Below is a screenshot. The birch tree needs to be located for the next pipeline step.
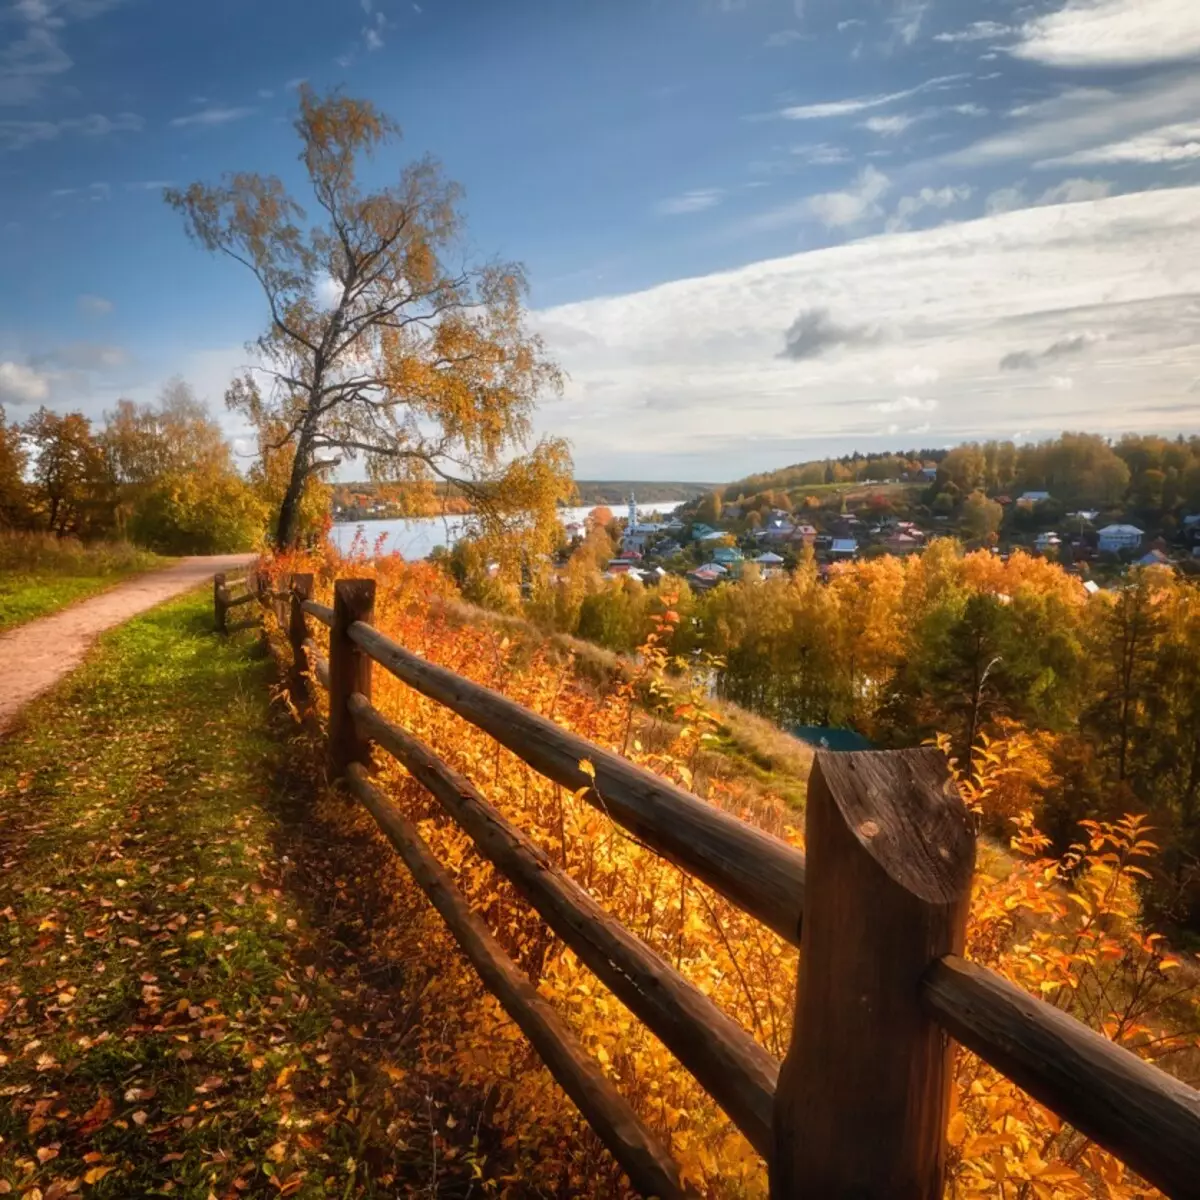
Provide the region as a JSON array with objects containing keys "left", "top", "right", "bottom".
[{"left": 168, "top": 88, "right": 570, "bottom": 548}]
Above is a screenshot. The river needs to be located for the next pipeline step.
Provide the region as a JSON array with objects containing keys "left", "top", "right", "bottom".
[{"left": 330, "top": 501, "right": 684, "bottom": 560}]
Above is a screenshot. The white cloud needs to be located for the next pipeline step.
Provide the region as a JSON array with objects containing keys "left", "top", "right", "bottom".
[
  {"left": 531, "top": 187, "right": 1200, "bottom": 477},
  {"left": 364, "top": 9, "right": 386, "bottom": 49},
  {"left": 765, "top": 29, "right": 806, "bottom": 47},
  {"left": 952, "top": 72, "right": 1200, "bottom": 168},
  {"left": 791, "top": 143, "right": 851, "bottom": 165},
  {"left": 886, "top": 184, "right": 972, "bottom": 232},
  {"left": 314, "top": 274, "right": 343, "bottom": 308},
  {"left": 1044, "top": 121, "right": 1200, "bottom": 167},
  {"left": 863, "top": 114, "right": 916, "bottom": 136},
  {"left": 780, "top": 73, "right": 964, "bottom": 121},
  {"left": 1037, "top": 178, "right": 1113, "bottom": 204},
  {"left": 43, "top": 342, "right": 128, "bottom": 370},
  {"left": 934, "top": 21, "right": 1013, "bottom": 44},
  {"left": 895, "top": 365, "right": 940, "bottom": 386},
  {"left": 1049, "top": 375, "right": 1075, "bottom": 391},
  {"left": 871, "top": 395, "right": 938, "bottom": 413},
  {"left": 890, "top": 0, "right": 928, "bottom": 47},
  {"left": 807, "top": 166, "right": 890, "bottom": 228},
  {"left": 985, "top": 178, "right": 1112, "bottom": 217},
  {"left": 0, "top": 361, "right": 50, "bottom": 405},
  {"left": 0, "top": 110, "right": 141, "bottom": 152},
  {"left": 1013, "top": 0, "right": 1200, "bottom": 68},
  {"left": 985, "top": 185, "right": 1027, "bottom": 215},
  {"left": 656, "top": 189, "right": 724, "bottom": 215},
  {"left": 77, "top": 293, "right": 113, "bottom": 316},
  {"left": 837, "top": 19, "right": 865, "bottom": 32},
  {"left": 170, "top": 106, "right": 256, "bottom": 128}
]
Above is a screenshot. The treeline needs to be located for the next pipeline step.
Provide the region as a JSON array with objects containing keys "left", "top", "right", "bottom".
[
  {"left": 0, "top": 380, "right": 284, "bottom": 553},
  {"left": 573, "top": 480, "right": 714, "bottom": 505},
  {"left": 461, "top": 528, "right": 1200, "bottom": 926},
  {"left": 725, "top": 432, "right": 1200, "bottom": 526},
  {"left": 728, "top": 448, "right": 946, "bottom": 496},
  {"left": 934, "top": 432, "right": 1200, "bottom": 516}
]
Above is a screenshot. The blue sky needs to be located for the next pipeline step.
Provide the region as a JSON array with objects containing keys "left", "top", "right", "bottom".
[{"left": 3, "top": 0, "right": 1200, "bottom": 479}]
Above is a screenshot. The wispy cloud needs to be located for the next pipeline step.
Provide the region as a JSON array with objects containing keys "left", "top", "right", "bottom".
[
  {"left": 863, "top": 114, "right": 917, "bottom": 135},
  {"left": 656, "top": 188, "right": 724, "bottom": 215},
  {"left": 170, "top": 106, "right": 256, "bottom": 128},
  {"left": 765, "top": 29, "right": 806, "bottom": 48},
  {"left": 77, "top": 293, "right": 113, "bottom": 316},
  {"left": 1000, "top": 332, "right": 1100, "bottom": 372},
  {"left": 934, "top": 21, "right": 1013, "bottom": 45},
  {"left": 871, "top": 395, "right": 937, "bottom": 414},
  {"left": 886, "top": 184, "right": 972, "bottom": 232},
  {"left": 363, "top": 9, "right": 386, "bottom": 50},
  {"left": 985, "top": 178, "right": 1112, "bottom": 215},
  {"left": 951, "top": 72, "right": 1200, "bottom": 168},
  {"left": 0, "top": 110, "right": 141, "bottom": 152},
  {"left": 889, "top": 1, "right": 929, "bottom": 48},
  {"left": 1044, "top": 120, "right": 1200, "bottom": 166},
  {"left": 780, "top": 73, "right": 965, "bottom": 121},
  {"left": 791, "top": 143, "right": 851, "bottom": 165}
]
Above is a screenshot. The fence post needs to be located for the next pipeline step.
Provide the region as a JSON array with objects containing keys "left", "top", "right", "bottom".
[
  {"left": 288, "top": 573, "right": 314, "bottom": 706},
  {"left": 771, "top": 748, "right": 975, "bottom": 1199},
  {"left": 213, "top": 572, "right": 227, "bottom": 634},
  {"left": 329, "top": 578, "right": 375, "bottom": 777}
]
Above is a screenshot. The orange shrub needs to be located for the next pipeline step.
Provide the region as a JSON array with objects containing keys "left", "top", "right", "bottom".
[{"left": 257, "top": 549, "right": 1198, "bottom": 1198}]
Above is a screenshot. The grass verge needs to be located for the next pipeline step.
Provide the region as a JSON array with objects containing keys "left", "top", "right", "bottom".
[
  {"left": 0, "top": 590, "right": 499, "bottom": 1199},
  {"left": 0, "top": 535, "right": 168, "bottom": 633}
]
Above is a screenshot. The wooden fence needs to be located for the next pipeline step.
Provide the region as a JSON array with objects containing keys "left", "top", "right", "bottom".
[{"left": 218, "top": 572, "right": 1200, "bottom": 1199}]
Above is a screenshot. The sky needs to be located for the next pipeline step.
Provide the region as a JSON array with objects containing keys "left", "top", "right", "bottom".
[{"left": 2, "top": 0, "right": 1200, "bottom": 481}]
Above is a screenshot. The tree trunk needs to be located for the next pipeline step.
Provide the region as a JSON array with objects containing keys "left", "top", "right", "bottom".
[{"left": 274, "top": 430, "right": 314, "bottom": 549}]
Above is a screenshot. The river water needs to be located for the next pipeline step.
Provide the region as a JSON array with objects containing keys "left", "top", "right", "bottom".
[{"left": 330, "top": 500, "right": 684, "bottom": 560}]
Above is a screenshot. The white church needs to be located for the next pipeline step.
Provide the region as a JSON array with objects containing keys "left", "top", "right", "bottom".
[{"left": 620, "top": 493, "right": 670, "bottom": 556}]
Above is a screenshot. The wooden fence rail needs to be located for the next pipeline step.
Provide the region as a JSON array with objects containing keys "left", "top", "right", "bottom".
[{"left": 224, "top": 573, "right": 1200, "bottom": 1200}]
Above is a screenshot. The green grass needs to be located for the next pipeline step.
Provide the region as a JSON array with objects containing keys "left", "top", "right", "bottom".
[
  {"left": 0, "top": 591, "right": 501, "bottom": 1198},
  {"left": 0, "top": 534, "right": 168, "bottom": 632}
]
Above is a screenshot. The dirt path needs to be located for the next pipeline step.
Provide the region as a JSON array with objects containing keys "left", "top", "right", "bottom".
[{"left": 0, "top": 554, "right": 254, "bottom": 734}]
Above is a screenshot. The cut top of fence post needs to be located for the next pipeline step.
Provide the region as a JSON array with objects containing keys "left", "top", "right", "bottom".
[
  {"left": 813, "top": 747, "right": 976, "bottom": 904},
  {"left": 773, "top": 747, "right": 975, "bottom": 1200}
]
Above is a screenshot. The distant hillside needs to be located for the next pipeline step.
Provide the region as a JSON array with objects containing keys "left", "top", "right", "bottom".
[
  {"left": 573, "top": 480, "right": 716, "bottom": 505},
  {"left": 723, "top": 449, "right": 948, "bottom": 499}
]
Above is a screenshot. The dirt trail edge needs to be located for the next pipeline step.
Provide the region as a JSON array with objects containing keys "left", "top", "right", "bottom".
[{"left": 0, "top": 554, "right": 254, "bottom": 734}]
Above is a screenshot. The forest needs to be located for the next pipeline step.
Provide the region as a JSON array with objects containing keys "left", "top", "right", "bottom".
[
  {"left": 447, "top": 516, "right": 1200, "bottom": 936},
  {"left": 0, "top": 381, "right": 281, "bottom": 554}
]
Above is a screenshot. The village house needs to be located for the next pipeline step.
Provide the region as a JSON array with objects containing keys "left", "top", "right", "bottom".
[
  {"left": 830, "top": 538, "right": 857, "bottom": 558},
  {"left": 1098, "top": 523, "right": 1144, "bottom": 554},
  {"left": 1018, "top": 491, "right": 1052, "bottom": 509},
  {"left": 1035, "top": 532, "right": 1062, "bottom": 552},
  {"left": 883, "top": 532, "right": 923, "bottom": 555}
]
